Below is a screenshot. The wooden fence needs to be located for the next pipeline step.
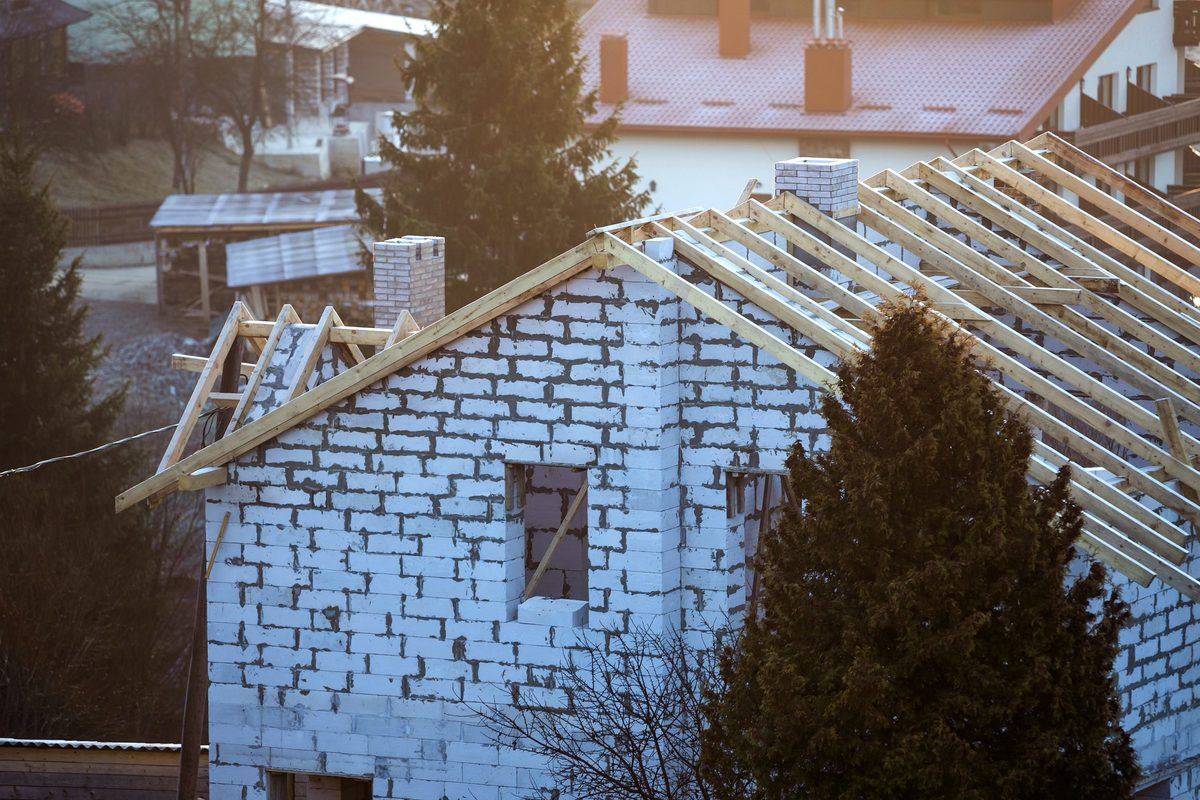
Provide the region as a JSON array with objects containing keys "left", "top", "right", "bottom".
[{"left": 61, "top": 202, "right": 159, "bottom": 248}]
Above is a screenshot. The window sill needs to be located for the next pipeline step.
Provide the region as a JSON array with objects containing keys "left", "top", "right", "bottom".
[{"left": 517, "top": 597, "right": 588, "bottom": 628}]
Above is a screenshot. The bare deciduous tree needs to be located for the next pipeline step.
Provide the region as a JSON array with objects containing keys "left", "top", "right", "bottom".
[{"left": 477, "top": 625, "right": 739, "bottom": 800}]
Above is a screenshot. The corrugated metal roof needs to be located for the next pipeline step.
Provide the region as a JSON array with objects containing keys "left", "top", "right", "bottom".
[
  {"left": 225, "top": 224, "right": 368, "bottom": 288},
  {"left": 150, "top": 188, "right": 381, "bottom": 231},
  {"left": 265, "top": 0, "right": 436, "bottom": 51},
  {"left": 580, "top": 0, "right": 1139, "bottom": 140},
  {"left": 0, "top": 738, "right": 205, "bottom": 752}
]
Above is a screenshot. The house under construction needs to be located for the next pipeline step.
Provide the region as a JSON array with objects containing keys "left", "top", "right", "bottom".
[{"left": 123, "top": 132, "right": 1200, "bottom": 799}]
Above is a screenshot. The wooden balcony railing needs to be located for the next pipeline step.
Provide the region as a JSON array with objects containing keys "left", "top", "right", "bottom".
[
  {"left": 1073, "top": 94, "right": 1200, "bottom": 166},
  {"left": 1176, "top": 0, "right": 1200, "bottom": 46}
]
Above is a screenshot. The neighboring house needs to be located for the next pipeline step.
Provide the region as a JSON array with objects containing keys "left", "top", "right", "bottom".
[
  {"left": 259, "top": 0, "right": 435, "bottom": 177},
  {"left": 579, "top": 0, "right": 1200, "bottom": 210},
  {"left": 0, "top": 0, "right": 90, "bottom": 107},
  {"left": 122, "top": 133, "right": 1200, "bottom": 799}
]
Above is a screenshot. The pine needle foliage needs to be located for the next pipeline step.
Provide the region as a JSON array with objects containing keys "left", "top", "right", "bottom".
[
  {"left": 358, "top": 0, "right": 650, "bottom": 309},
  {"left": 0, "top": 131, "right": 194, "bottom": 740},
  {"left": 702, "top": 296, "right": 1138, "bottom": 799}
]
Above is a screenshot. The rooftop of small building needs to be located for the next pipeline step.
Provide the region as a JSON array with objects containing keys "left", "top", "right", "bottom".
[{"left": 0, "top": 0, "right": 90, "bottom": 42}]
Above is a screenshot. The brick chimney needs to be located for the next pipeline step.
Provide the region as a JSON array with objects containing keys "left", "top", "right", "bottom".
[
  {"left": 372, "top": 236, "right": 445, "bottom": 330},
  {"left": 599, "top": 35, "right": 628, "bottom": 104},
  {"left": 775, "top": 156, "right": 859, "bottom": 219},
  {"left": 805, "top": 0, "right": 851, "bottom": 113},
  {"left": 718, "top": 0, "right": 750, "bottom": 58}
]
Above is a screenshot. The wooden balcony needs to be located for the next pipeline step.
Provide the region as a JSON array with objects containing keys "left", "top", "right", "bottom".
[
  {"left": 1177, "top": 0, "right": 1200, "bottom": 46},
  {"left": 1073, "top": 85, "right": 1200, "bottom": 166}
]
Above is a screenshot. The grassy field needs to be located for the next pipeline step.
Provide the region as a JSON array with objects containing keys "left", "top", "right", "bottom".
[{"left": 38, "top": 139, "right": 310, "bottom": 208}]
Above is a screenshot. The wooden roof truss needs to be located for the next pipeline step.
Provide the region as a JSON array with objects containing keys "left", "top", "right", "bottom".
[{"left": 126, "top": 133, "right": 1200, "bottom": 598}]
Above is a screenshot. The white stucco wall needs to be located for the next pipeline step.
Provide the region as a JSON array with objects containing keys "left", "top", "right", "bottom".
[
  {"left": 610, "top": 132, "right": 976, "bottom": 211},
  {"left": 613, "top": 3, "right": 1187, "bottom": 207},
  {"left": 1042, "top": 0, "right": 1184, "bottom": 190}
]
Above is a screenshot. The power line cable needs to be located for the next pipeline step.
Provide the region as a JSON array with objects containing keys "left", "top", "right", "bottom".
[{"left": 0, "top": 410, "right": 218, "bottom": 480}]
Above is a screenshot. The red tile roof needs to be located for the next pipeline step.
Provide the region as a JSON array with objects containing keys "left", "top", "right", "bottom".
[{"left": 580, "top": 0, "right": 1142, "bottom": 140}]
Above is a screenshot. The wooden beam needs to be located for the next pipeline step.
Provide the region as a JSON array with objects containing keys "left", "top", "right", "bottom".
[
  {"left": 969, "top": 147, "right": 1200, "bottom": 298},
  {"left": 327, "top": 308, "right": 366, "bottom": 365},
  {"left": 1156, "top": 397, "right": 1199, "bottom": 504},
  {"left": 198, "top": 241, "right": 211, "bottom": 321},
  {"left": 385, "top": 310, "right": 421, "bottom": 349},
  {"left": 1032, "top": 131, "right": 1200, "bottom": 242},
  {"left": 1006, "top": 139, "right": 1200, "bottom": 270},
  {"left": 286, "top": 307, "right": 336, "bottom": 402},
  {"left": 879, "top": 170, "right": 1200, "bottom": 426},
  {"left": 116, "top": 240, "right": 603, "bottom": 512},
  {"left": 859, "top": 191, "right": 1200, "bottom": 485},
  {"left": 523, "top": 483, "right": 588, "bottom": 600},
  {"left": 654, "top": 219, "right": 868, "bottom": 357},
  {"left": 602, "top": 234, "right": 839, "bottom": 389},
  {"left": 765, "top": 193, "right": 1200, "bottom": 516},
  {"left": 179, "top": 466, "right": 228, "bottom": 492},
  {"left": 918, "top": 159, "right": 1200, "bottom": 379},
  {"left": 1034, "top": 441, "right": 1187, "bottom": 548},
  {"left": 1026, "top": 455, "right": 1185, "bottom": 564},
  {"left": 943, "top": 155, "right": 1200, "bottom": 340},
  {"left": 171, "top": 354, "right": 256, "bottom": 377},
  {"left": 226, "top": 304, "right": 302, "bottom": 436},
  {"left": 204, "top": 510, "right": 231, "bottom": 580},
  {"left": 208, "top": 391, "right": 241, "bottom": 408},
  {"left": 157, "top": 302, "right": 251, "bottom": 473},
  {"left": 239, "top": 320, "right": 392, "bottom": 347}
]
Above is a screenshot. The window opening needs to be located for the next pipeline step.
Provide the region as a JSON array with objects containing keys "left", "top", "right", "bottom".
[
  {"left": 508, "top": 464, "right": 589, "bottom": 601},
  {"left": 727, "top": 471, "right": 787, "bottom": 621}
]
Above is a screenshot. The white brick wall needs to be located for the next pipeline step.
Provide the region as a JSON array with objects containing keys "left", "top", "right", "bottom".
[
  {"left": 373, "top": 236, "right": 446, "bottom": 330},
  {"left": 203, "top": 191, "right": 1200, "bottom": 797},
  {"left": 203, "top": 246, "right": 825, "bottom": 799}
]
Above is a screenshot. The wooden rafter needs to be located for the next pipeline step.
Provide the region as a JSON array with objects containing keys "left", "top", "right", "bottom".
[
  {"left": 286, "top": 307, "right": 337, "bottom": 402},
  {"left": 157, "top": 301, "right": 252, "bottom": 472},
  {"left": 225, "top": 304, "right": 302, "bottom": 437},
  {"left": 116, "top": 240, "right": 603, "bottom": 512}
]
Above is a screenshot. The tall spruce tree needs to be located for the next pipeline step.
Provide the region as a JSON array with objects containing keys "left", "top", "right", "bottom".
[
  {"left": 702, "top": 297, "right": 1138, "bottom": 799},
  {"left": 358, "top": 0, "right": 650, "bottom": 309},
  {"left": 0, "top": 132, "right": 193, "bottom": 740}
]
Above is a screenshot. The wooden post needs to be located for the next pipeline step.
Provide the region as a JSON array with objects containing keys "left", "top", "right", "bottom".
[
  {"left": 1156, "top": 398, "right": 1198, "bottom": 503},
  {"left": 177, "top": 338, "right": 244, "bottom": 800},
  {"left": 154, "top": 234, "right": 165, "bottom": 313},
  {"left": 175, "top": 557, "right": 207, "bottom": 800},
  {"left": 198, "top": 241, "right": 211, "bottom": 321},
  {"left": 217, "top": 335, "right": 244, "bottom": 434}
]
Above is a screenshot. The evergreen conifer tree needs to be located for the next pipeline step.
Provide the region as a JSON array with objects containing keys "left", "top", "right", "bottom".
[
  {"left": 0, "top": 132, "right": 192, "bottom": 740},
  {"left": 359, "top": 0, "right": 650, "bottom": 308},
  {"left": 702, "top": 297, "right": 1138, "bottom": 799}
]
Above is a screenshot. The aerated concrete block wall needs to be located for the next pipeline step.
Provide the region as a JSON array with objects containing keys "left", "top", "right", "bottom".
[{"left": 201, "top": 242, "right": 827, "bottom": 800}]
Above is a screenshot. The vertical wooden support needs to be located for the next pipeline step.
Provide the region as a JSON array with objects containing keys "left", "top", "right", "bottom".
[
  {"left": 198, "top": 241, "right": 211, "bottom": 321},
  {"left": 154, "top": 234, "right": 165, "bottom": 313},
  {"left": 175, "top": 551, "right": 207, "bottom": 800},
  {"left": 1156, "top": 397, "right": 1198, "bottom": 504}
]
